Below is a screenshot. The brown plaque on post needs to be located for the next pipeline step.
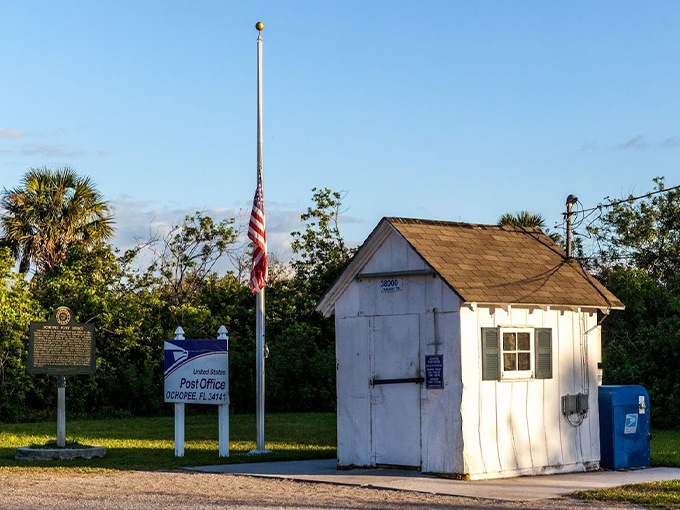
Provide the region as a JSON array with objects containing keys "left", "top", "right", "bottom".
[{"left": 28, "top": 307, "right": 96, "bottom": 376}]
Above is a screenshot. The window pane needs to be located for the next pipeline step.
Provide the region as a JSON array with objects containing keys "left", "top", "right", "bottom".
[
  {"left": 504, "top": 353, "right": 516, "bottom": 371},
  {"left": 518, "top": 353, "right": 531, "bottom": 370},
  {"left": 517, "top": 332, "right": 530, "bottom": 350},
  {"left": 503, "top": 333, "right": 516, "bottom": 350}
]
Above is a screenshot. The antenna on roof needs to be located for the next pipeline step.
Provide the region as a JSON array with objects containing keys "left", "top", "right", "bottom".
[{"left": 565, "top": 194, "right": 578, "bottom": 258}]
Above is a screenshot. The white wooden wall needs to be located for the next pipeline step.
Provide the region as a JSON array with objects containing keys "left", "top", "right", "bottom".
[
  {"left": 333, "top": 227, "right": 602, "bottom": 479},
  {"left": 460, "top": 305, "right": 601, "bottom": 479},
  {"left": 335, "top": 229, "right": 464, "bottom": 473}
]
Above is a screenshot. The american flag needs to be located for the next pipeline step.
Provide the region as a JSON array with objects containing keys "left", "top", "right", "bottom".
[{"left": 248, "top": 165, "right": 268, "bottom": 294}]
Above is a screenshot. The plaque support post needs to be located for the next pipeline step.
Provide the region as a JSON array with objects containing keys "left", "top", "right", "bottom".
[{"left": 57, "top": 376, "right": 67, "bottom": 447}]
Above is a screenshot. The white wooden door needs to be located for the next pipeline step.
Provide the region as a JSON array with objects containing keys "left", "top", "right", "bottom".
[{"left": 370, "top": 313, "right": 421, "bottom": 467}]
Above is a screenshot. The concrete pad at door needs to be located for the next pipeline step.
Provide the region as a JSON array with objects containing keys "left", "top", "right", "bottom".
[{"left": 188, "top": 460, "right": 680, "bottom": 502}]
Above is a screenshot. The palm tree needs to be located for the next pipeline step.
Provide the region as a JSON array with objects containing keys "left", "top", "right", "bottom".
[
  {"left": 497, "top": 211, "right": 546, "bottom": 230},
  {"left": 1, "top": 167, "right": 115, "bottom": 274}
]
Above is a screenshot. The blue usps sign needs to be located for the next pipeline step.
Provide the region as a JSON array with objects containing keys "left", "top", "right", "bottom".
[
  {"left": 164, "top": 339, "right": 228, "bottom": 405},
  {"left": 624, "top": 413, "right": 638, "bottom": 434}
]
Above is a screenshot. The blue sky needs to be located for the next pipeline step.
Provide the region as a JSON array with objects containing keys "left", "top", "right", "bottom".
[{"left": 1, "top": 1, "right": 679, "bottom": 264}]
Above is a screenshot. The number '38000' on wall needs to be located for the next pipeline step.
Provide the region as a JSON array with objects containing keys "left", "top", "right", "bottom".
[{"left": 164, "top": 339, "right": 228, "bottom": 405}]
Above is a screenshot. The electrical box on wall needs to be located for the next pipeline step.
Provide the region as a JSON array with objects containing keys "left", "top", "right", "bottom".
[
  {"left": 562, "top": 393, "right": 589, "bottom": 416},
  {"left": 563, "top": 394, "right": 577, "bottom": 414},
  {"left": 578, "top": 393, "right": 589, "bottom": 412}
]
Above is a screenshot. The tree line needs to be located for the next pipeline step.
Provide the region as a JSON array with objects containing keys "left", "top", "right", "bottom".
[
  {"left": 0, "top": 168, "right": 351, "bottom": 421},
  {"left": 1, "top": 168, "right": 679, "bottom": 427}
]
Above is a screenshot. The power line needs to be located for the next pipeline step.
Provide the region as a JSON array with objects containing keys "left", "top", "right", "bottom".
[
  {"left": 551, "top": 181, "right": 680, "bottom": 258},
  {"left": 553, "top": 181, "right": 680, "bottom": 231},
  {"left": 577, "top": 183, "right": 680, "bottom": 215}
]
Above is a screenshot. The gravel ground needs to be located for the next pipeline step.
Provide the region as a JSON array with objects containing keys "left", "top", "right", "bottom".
[{"left": 0, "top": 470, "right": 648, "bottom": 510}]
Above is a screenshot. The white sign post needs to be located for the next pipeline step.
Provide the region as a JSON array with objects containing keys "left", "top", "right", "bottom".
[
  {"left": 172, "top": 327, "right": 185, "bottom": 457},
  {"left": 217, "top": 325, "right": 229, "bottom": 457},
  {"left": 164, "top": 326, "right": 229, "bottom": 457}
]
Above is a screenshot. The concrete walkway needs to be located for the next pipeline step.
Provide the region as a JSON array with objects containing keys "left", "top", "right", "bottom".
[{"left": 188, "top": 459, "right": 680, "bottom": 502}]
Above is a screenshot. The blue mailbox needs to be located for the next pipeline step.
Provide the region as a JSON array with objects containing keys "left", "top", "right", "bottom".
[{"left": 598, "top": 385, "right": 650, "bottom": 469}]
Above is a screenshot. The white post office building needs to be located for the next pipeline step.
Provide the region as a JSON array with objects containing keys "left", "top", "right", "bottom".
[{"left": 317, "top": 217, "right": 624, "bottom": 480}]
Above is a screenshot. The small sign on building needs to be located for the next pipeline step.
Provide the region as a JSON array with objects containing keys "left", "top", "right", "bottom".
[
  {"left": 425, "top": 354, "right": 444, "bottom": 389},
  {"left": 380, "top": 278, "right": 403, "bottom": 293}
]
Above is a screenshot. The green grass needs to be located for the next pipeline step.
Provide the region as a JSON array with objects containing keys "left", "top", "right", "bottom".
[
  {"left": 0, "top": 412, "right": 336, "bottom": 471},
  {"left": 573, "top": 480, "right": 680, "bottom": 509},
  {"left": 652, "top": 428, "right": 680, "bottom": 467},
  {"left": 571, "top": 428, "right": 680, "bottom": 508}
]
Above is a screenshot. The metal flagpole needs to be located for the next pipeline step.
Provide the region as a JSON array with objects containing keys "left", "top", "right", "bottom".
[
  {"left": 255, "top": 286, "right": 266, "bottom": 452},
  {"left": 250, "top": 20, "right": 270, "bottom": 455}
]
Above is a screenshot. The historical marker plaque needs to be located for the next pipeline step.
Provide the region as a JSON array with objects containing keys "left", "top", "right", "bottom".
[
  {"left": 425, "top": 354, "right": 444, "bottom": 389},
  {"left": 28, "top": 307, "right": 96, "bottom": 376}
]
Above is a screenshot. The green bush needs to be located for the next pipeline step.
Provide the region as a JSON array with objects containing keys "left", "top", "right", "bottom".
[
  {"left": 0, "top": 243, "right": 337, "bottom": 422},
  {"left": 0, "top": 188, "right": 346, "bottom": 422}
]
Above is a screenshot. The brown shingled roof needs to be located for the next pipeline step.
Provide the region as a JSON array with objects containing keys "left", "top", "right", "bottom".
[{"left": 386, "top": 217, "right": 624, "bottom": 310}]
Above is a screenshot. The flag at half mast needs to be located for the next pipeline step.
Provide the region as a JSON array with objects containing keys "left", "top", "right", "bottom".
[{"left": 248, "top": 165, "right": 268, "bottom": 294}]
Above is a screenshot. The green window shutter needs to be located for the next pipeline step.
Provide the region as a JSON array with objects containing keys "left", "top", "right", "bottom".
[
  {"left": 481, "top": 328, "right": 499, "bottom": 380},
  {"left": 535, "top": 328, "right": 553, "bottom": 379}
]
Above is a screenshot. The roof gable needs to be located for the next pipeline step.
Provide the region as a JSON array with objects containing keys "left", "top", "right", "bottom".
[
  {"left": 315, "top": 218, "right": 395, "bottom": 317},
  {"left": 316, "top": 217, "right": 624, "bottom": 316}
]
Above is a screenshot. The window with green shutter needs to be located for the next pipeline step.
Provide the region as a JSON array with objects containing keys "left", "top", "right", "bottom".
[
  {"left": 481, "top": 327, "right": 553, "bottom": 381},
  {"left": 481, "top": 328, "right": 500, "bottom": 380},
  {"left": 535, "top": 328, "right": 553, "bottom": 379}
]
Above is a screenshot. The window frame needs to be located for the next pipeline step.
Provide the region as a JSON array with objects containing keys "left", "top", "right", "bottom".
[{"left": 499, "top": 327, "right": 534, "bottom": 380}]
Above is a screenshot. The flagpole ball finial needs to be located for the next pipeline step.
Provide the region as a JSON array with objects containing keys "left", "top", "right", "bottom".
[{"left": 255, "top": 21, "right": 264, "bottom": 31}]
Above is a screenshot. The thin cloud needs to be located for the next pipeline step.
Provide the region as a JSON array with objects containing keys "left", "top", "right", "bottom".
[
  {"left": 338, "top": 214, "right": 362, "bottom": 225},
  {"left": 661, "top": 136, "right": 680, "bottom": 148},
  {"left": 111, "top": 197, "right": 305, "bottom": 261},
  {"left": 110, "top": 196, "right": 363, "bottom": 276},
  {"left": 0, "top": 127, "right": 24, "bottom": 139},
  {"left": 578, "top": 140, "right": 598, "bottom": 152},
  {"left": 39, "top": 127, "right": 68, "bottom": 137},
  {"left": 618, "top": 135, "right": 647, "bottom": 149},
  {"left": 21, "top": 143, "right": 85, "bottom": 157}
]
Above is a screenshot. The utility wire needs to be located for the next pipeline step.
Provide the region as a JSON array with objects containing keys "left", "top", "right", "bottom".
[
  {"left": 577, "top": 183, "right": 680, "bottom": 214},
  {"left": 553, "top": 182, "right": 680, "bottom": 232},
  {"left": 548, "top": 181, "right": 679, "bottom": 265}
]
